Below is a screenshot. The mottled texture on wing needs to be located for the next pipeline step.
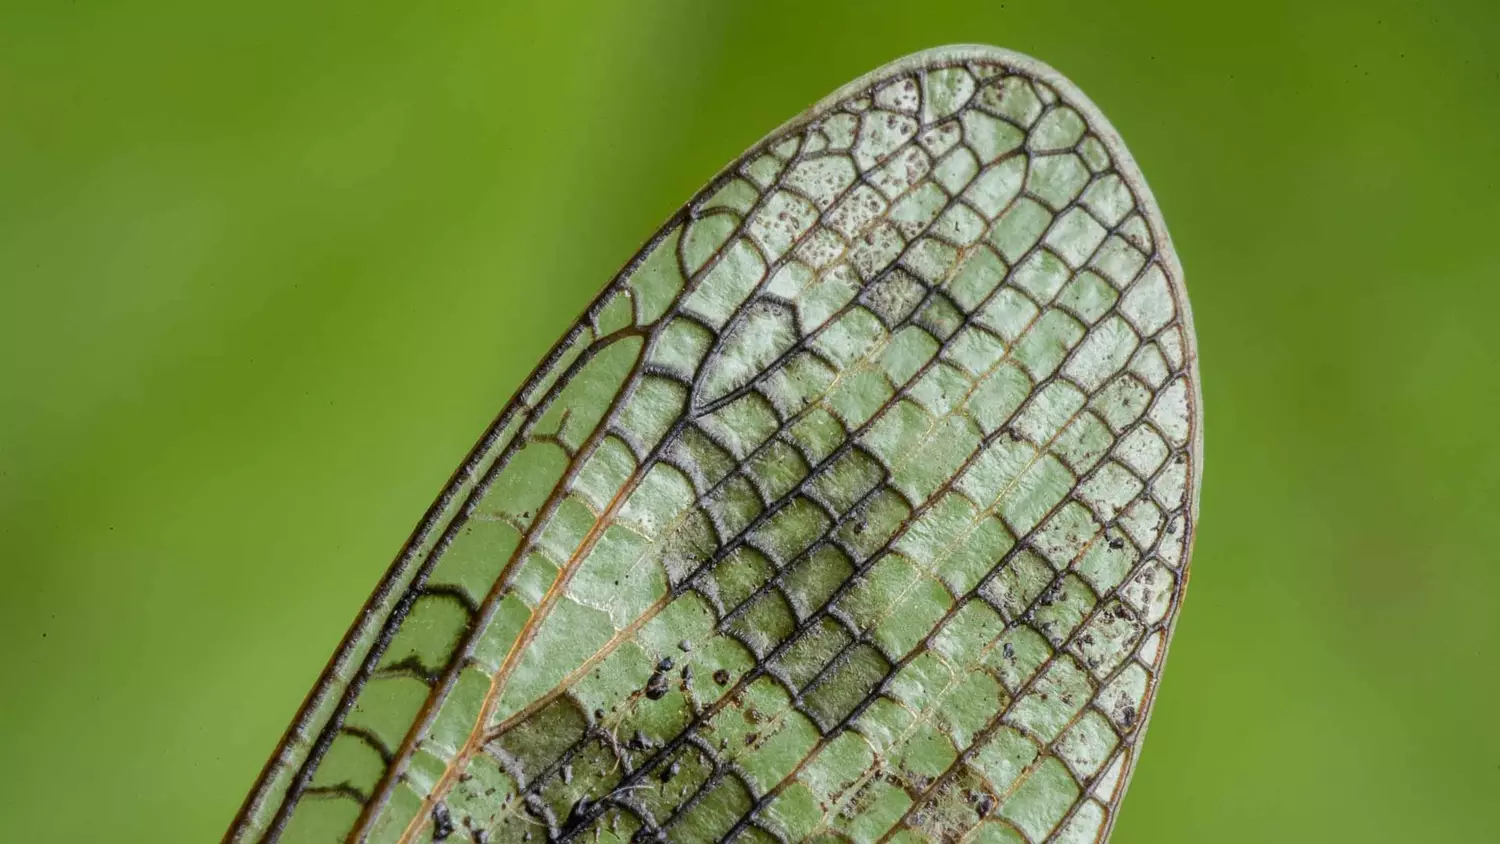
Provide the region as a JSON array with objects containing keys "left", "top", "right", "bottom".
[{"left": 227, "top": 45, "right": 1201, "bottom": 844}]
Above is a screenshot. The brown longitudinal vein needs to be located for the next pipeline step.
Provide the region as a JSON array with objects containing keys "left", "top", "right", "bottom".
[
  {"left": 387, "top": 467, "right": 638, "bottom": 843},
  {"left": 474, "top": 154, "right": 958, "bottom": 835},
  {"left": 377, "top": 113, "right": 935, "bottom": 841},
  {"left": 341, "top": 325, "right": 652, "bottom": 840},
  {"left": 472, "top": 116, "right": 948, "bottom": 748}
]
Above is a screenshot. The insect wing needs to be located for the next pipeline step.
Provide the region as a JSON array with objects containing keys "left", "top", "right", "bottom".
[{"left": 229, "top": 45, "right": 1201, "bottom": 844}]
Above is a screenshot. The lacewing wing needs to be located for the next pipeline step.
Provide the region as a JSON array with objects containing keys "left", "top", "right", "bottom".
[{"left": 228, "top": 45, "right": 1201, "bottom": 844}]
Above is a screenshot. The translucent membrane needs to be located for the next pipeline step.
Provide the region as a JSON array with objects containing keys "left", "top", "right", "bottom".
[{"left": 227, "top": 45, "right": 1202, "bottom": 844}]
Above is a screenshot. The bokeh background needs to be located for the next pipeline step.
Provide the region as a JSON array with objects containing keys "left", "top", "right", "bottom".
[{"left": 3, "top": 1, "right": 1498, "bottom": 841}]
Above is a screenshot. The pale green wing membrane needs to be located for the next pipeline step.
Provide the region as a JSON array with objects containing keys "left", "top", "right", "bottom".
[{"left": 227, "top": 45, "right": 1201, "bottom": 844}]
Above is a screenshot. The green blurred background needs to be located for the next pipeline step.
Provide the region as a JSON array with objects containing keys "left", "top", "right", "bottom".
[{"left": 3, "top": 1, "right": 1497, "bottom": 840}]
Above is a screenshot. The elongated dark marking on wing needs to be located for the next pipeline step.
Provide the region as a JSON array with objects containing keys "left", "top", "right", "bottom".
[{"left": 226, "top": 45, "right": 1201, "bottom": 844}]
